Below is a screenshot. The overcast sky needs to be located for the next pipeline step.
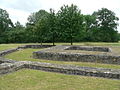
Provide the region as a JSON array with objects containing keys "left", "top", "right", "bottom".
[{"left": 0, "top": 0, "right": 120, "bottom": 32}]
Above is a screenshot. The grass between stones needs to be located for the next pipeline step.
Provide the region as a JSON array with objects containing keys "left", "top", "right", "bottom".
[
  {"left": 0, "top": 69, "right": 120, "bottom": 90},
  {"left": 0, "top": 43, "right": 120, "bottom": 90},
  {"left": 4, "top": 48, "right": 120, "bottom": 69},
  {"left": 0, "top": 44, "right": 21, "bottom": 51}
]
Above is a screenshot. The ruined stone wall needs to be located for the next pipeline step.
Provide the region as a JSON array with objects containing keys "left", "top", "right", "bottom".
[
  {"left": 0, "top": 45, "right": 120, "bottom": 79},
  {"left": 65, "top": 46, "right": 111, "bottom": 52},
  {"left": 18, "top": 45, "right": 55, "bottom": 49},
  {"left": 33, "top": 51, "right": 120, "bottom": 65},
  {"left": 0, "top": 45, "right": 54, "bottom": 57},
  {"left": 0, "top": 48, "right": 18, "bottom": 56},
  {"left": 33, "top": 46, "right": 120, "bottom": 65},
  {"left": 0, "top": 59, "right": 120, "bottom": 79}
]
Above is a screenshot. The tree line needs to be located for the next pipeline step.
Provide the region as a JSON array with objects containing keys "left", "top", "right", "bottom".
[{"left": 0, "top": 4, "right": 119, "bottom": 44}]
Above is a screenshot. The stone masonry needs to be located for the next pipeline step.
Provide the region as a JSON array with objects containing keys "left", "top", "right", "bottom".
[
  {"left": 0, "top": 45, "right": 120, "bottom": 79},
  {"left": 33, "top": 45, "right": 120, "bottom": 65}
]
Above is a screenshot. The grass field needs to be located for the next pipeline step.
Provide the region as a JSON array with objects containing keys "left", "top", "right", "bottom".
[
  {"left": 0, "top": 42, "right": 120, "bottom": 51},
  {"left": 4, "top": 48, "right": 120, "bottom": 69},
  {"left": 0, "top": 69, "right": 120, "bottom": 90},
  {"left": 0, "top": 42, "right": 120, "bottom": 90}
]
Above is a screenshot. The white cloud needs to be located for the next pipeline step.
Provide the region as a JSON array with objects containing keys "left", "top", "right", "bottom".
[
  {"left": 7, "top": 8, "right": 30, "bottom": 25},
  {"left": 0, "top": 0, "right": 120, "bottom": 31}
]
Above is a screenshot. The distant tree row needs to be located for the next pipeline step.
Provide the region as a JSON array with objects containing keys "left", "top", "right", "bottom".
[{"left": 0, "top": 4, "right": 119, "bottom": 44}]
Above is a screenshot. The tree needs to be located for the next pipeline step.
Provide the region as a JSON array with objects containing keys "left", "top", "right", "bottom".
[
  {"left": 27, "top": 10, "right": 49, "bottom": 25},
  {"left": 92, "top": 8, "right": 119, "bottom": 42},
  {"left": 83, "top": 15, "right": 96, "bottom": 41},
  {"left": 25, "top": 24, "right": 36, "bottom": 43},
  {"left": 47, "top": 9, "right": 57, "bottom": 45},
  {"left": 0, "top": 8, "right": 14, "bottom": 43},
  {"left": 26, "top": 9, "right": 50, "bottom": 43},
  {"left": 0, "top": 8, "right": 14, "bottom": 34},
  {"left": 15, "top": 21, "right": 23, "bottom": 28},
  {"left": 5, "top": 21, "right": 26, "bottom": 43},
  {"left": 34, "top": 17, "right": 49, "bottom": 44},
  {"left": 57, "top": 4, "right": 84, "bottom": 45}
]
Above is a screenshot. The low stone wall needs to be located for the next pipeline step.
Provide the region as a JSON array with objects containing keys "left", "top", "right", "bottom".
[
  {"left": 0, "top": 45, "right": 54, "bottom": 57},
  {"left": 0, "top": 60, "right": 120, "bottom": 79},
  {"left": 0, "top": 62, "right": 25, "bottom": 75},
  {"left": 0, "top": 45, "right": 120, "bottom": 79},
  {"left": 33, "top": 51, "right": 120, "bottom": 65},
  {"left": 65, "top": 46, "right": 111, "bottom": 52},
  {"left": 33, "top": 45, "right": 120, "bottom": 65},
  {"left": 0, "top": 57, "right": 17, "bottom": 63},
  {"left": 0, "top": 48, "right": 18, "bottom": 56},
  {"left": 18, "top": 45, "right": 55, "bottom": 49}
]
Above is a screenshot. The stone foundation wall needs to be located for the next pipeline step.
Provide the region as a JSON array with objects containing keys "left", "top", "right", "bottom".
[
  {"left": 0, "top": 45, "right": 54, "bottom": 56},
  {"left": 0, "top": 45, "right": 120, "bottom": 79},
  {"left": 65, "top": 46, "right": 111, "bottom": 52},
  {"left": 33, "top": 46, "right": 120, "bottom": 65},
  {"left": 33, "top": 51, "right": 120, "bottom": 65},
  {"left": 0, "top": 48, "right": 18, "bottom": 56},
  {"left": 0, "top": 60, "right": 120, "bottom": 79},
  {"left": 18, "top": 45, "right": 55, "bottom": 49}
]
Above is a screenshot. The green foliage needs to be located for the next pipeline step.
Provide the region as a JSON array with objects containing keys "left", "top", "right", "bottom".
[
  {"left": 57, "top": 4, "right": 85, "bottom": 44},
  {"left": 0, "top": 8, "right": 13, "bottom": 34},
  {"left": 0, "top": 8, "right": 14, "bottom": 43},
  {"left": 92, "top": 8, "right": 119, "bottom": 42},
  {"left": 83, "top": 15, "right": 96, "bottom": 41},
  {"left": 27, "top": 10, "right": 49, "bottom": 25},
  {"left": 0, "top": 6, "right": 119, "bottom": 44}
]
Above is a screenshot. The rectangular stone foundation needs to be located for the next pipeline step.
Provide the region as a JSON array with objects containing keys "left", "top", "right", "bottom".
[
  {"left": 33, "top": 45, "right": 120, "bottom": 65},
  {"left": 0, "top": 60, "right": 120, "bottom": 79}
]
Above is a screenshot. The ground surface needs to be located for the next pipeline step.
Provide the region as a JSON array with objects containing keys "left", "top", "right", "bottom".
[
  {"left": 0, "top": 69, "right": 120, "bottom": 90},
  {"left": 4, "top": 49, "right": 120, "bottom": 69},
  {"left": 0, "top": 42, "right": 120, "bottom": 90}
]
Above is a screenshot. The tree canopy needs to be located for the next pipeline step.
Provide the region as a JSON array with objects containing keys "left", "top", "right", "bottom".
[
  {"left": 0, "top": 5, "right": 119, "bottom": 44},
  {"left": 92, "top": 8, "right": 119, "bottom": 42},
  {"left": 0, "top": 8, "right": 13, "bottom": 34}
]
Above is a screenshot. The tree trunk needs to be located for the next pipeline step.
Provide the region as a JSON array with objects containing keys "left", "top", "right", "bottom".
[
  {"left": 41, "top": 40, "right": 42, "bottom": 45},
  {"left": 70, "top": 29, "right": 73, "bottom": 45},
  {"left": 52, "top": 33, "right": 55, "bottom": 46}
]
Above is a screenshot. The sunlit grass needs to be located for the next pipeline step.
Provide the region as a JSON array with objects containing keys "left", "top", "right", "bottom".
[
  {"left": 0, "top": 44, "right": 21, "bottom": 51},
  {"left": 1, "top": 43, "right": 120, "bottom": 90},
  {"left": 0, "top": 42, "right": 120, "bottom": 51},
  {"left": 0, "top": 69, "right": 120, "bottom": 90},
  {"left": 4, "top": 49, "right": 120, "bottom": 69}
]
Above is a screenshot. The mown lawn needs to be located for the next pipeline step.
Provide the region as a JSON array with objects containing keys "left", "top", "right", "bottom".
[
  {"left": 4, "top": 48, "right": 120, "bottom": 69},
  {"left": 0, "top": 43, "right": 120, "bottom": 90},
  {"left": 0, "top": 44, "right": 21, "bottom": 51},
  {"left": 0, "top": 42, "right": 120, "bottom": 51},
  {"left": 0, "top": 69, "right": 120, "bottom": 90}
]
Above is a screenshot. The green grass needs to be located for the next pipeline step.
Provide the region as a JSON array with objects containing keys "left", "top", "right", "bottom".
[
  {"left": 4, "top": 48, "right": 120, "bottom": 69},
  {"left": 0, "top": 69, "right": 120, "bottom": 90},
  {"left": 0, "top": 44, "right": 21, "bottom": 51},
  {"left": 0, "top": 41, "right": 120, "bottom": 51},
  {"left": 1, "top": 43, "right": 120, "bottom": 90}
]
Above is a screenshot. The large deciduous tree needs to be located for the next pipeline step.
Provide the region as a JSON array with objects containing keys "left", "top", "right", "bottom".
[
  {"left": 83, "top": 15, "right": 96, "bottom": 41},
  {"left": 34, "top": 9, "right": 57, "bottom": 45},
  {"left": 92, "top": 8, "right": 119, "bottom": 42},
  {"left": 57, "top": 4, "right": 84, "bottom": 45},
  {"left": 47, "top": 9, "right": 57, "bottom": 45},
  {"left": 27, "top": 10, "right": 49, "bottom": 25},
  {"left": 0, "top": 8, "right": 13, "bottom": 34},
  {"left": 26, "top": 10, "right": 49, "bottom": 43},
  {"left": 0, "top": 8, "right": 14, "bottom": 43},
  {"left": 5, "top": 21, "right": 25, "bottom": 43}
]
